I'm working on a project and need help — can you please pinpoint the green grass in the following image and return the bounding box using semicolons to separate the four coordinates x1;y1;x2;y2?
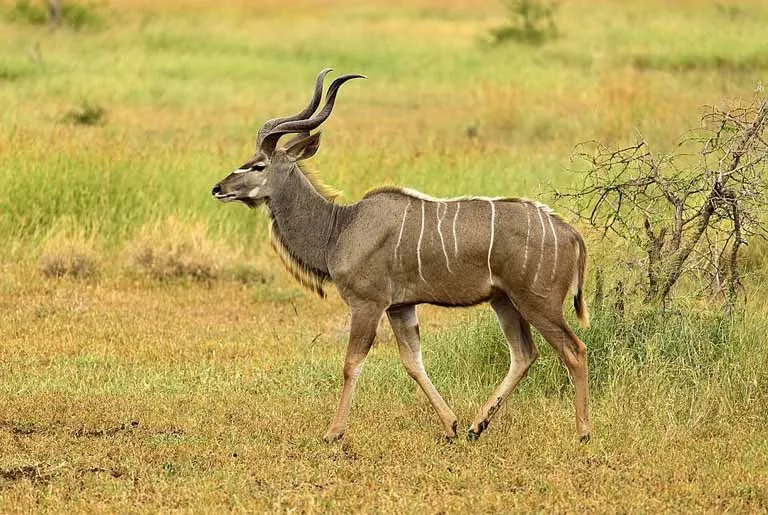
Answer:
1;0;768;511
2;0;766;260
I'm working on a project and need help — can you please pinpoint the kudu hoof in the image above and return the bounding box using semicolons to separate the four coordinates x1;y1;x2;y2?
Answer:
579;433;591;444
467;419;487;441
322;432;344;444
437;434;456;445
466;429;481;441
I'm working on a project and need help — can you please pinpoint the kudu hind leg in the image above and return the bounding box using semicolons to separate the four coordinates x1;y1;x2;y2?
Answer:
468;296;538;440
527;312;590;442
387;305;458;438
323;304;383;443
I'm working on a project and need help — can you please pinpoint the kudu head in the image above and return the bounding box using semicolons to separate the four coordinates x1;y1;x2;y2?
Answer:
211;69;365;207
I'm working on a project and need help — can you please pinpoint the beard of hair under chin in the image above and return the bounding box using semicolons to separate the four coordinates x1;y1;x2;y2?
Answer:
240;196;267;209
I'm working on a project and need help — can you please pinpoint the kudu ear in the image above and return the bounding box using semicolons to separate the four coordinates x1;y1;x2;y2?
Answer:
283;132;321;162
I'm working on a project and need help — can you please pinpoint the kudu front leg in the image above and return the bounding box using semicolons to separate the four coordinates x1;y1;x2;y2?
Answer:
323;304;383;443
468;296;538;440
387;305;458;439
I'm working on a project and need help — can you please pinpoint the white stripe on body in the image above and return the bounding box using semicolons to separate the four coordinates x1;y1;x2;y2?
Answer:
452;202;460;256
394;201;410;261
522;203;531;273
397;187;503;203
487;200;496;284
532;207;547;285
417;200;426;282
547;213;558;281
436;202;452;273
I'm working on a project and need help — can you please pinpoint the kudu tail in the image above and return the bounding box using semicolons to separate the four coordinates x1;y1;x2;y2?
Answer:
573;232;590;328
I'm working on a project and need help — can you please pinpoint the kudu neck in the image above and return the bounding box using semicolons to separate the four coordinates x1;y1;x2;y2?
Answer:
266;167;336;277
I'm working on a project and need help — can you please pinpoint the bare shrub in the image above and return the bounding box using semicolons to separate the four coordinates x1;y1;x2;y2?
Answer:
557;96;768;309
39;230;100;279
124;217;230;282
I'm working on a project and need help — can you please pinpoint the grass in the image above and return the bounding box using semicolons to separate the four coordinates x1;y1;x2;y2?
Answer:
0;274;766;511
61;99;107;126
38;226;101;279
1;0;768;511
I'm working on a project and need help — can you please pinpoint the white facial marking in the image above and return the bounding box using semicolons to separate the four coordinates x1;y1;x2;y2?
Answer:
436;202;452;273
233;168;250;174
522;203;531;273
417;200;426;282
487;200;496;284
246;186;261;198
532;207;547;285
452;202;460;256
547;213;558;281
394;201;410;261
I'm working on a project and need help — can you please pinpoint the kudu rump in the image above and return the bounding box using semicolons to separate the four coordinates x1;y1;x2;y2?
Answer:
212;69;591;442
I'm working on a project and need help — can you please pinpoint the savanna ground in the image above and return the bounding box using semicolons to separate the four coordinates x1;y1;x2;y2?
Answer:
1;0;767;511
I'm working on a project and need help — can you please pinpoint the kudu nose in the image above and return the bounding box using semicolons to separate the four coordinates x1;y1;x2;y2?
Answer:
211;184;221;196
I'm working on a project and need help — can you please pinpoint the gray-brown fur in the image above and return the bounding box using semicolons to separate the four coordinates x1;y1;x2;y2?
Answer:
212;69;591;443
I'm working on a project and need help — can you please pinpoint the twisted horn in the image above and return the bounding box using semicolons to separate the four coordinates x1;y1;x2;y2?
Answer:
256;68;333;145
260;73;366;155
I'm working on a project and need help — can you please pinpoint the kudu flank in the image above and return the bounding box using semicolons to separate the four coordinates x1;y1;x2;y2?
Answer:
212;69;591;443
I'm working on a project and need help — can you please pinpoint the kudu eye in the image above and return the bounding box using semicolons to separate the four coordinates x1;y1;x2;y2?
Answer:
233;160;266;174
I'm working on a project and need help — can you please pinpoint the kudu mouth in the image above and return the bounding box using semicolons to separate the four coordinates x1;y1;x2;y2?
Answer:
211;184;236;202
213;193;237;202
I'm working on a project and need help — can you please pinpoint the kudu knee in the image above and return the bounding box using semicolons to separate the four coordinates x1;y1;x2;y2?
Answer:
562;339;587;370
343;360;363;382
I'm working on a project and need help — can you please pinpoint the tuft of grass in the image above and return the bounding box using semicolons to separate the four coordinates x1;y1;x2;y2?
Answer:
39;229;101;280
223;263;271;285
423;310;510;398
59;2;103;31
0;60;37;81
429;304;767;412
61;100;106;126
123;217;232;282
6;0;47;25
5;0;103;30
489;0;559;45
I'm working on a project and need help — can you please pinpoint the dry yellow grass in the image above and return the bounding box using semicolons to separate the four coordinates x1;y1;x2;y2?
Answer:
123;217;231;282
0;269;766;511
38;227;101;280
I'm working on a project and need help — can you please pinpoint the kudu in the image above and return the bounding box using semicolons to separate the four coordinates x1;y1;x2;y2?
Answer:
212;69;590;443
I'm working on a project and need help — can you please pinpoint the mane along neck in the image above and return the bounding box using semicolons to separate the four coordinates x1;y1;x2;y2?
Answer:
297;162;342;202
266;166;338;297
362;186;562;218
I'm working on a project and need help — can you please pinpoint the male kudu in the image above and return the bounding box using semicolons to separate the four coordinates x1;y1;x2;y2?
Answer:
212;69;590;443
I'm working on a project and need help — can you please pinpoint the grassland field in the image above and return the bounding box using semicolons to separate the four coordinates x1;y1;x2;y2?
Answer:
1;0;768;511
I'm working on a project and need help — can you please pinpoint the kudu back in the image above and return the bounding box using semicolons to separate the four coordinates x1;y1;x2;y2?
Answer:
212;69;590;443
